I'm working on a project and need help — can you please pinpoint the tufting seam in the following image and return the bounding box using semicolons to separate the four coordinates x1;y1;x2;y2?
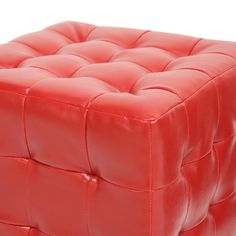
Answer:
210;189;236;207
86;178;91;236
154;174;182;191
104;49;124;62
97;174;148;192
45;29;74;43
0;221;50;236
213;214;217;236
211;146;221;204
85;26;97;40
83;92;108;173
162;58;176;71
140;86;183;100
53;44;71;55
205;52;236;61
58;52;95;64
180;212;209;233
173;67;212;77
144;46;177;57
123;60;152;73
173;68;212;78
11;41;42;56
183;103;190;157
52;41;92;55
89;39;124;48
133;30;150;46
212;79;221;138
212;148;220;201
111;59;152;73
11;41;44;55
183;150;211;166
128;78;140;93
68;65;88;78
214;130;236;143
70;76;120;93
24;157;31;228
181;169;191;231
22;96;31;158
188;38;203;55
15;57;36;68
22;65;63;77
139;44;182;56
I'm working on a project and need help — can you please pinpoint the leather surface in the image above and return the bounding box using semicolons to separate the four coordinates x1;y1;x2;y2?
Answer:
0;21;236;236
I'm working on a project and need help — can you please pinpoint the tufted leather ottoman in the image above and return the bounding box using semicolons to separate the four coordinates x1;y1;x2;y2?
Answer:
0;21;236;236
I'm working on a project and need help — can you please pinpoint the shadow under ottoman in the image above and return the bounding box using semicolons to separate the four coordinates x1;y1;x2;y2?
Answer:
0;21;236;236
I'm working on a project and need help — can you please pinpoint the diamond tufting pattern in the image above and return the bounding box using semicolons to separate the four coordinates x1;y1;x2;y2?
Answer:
0;21;236;236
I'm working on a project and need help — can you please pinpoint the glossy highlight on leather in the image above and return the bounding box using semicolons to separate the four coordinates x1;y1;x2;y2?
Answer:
0;21;236;236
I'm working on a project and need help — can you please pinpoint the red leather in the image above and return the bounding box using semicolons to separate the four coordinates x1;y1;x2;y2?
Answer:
0;21;236;236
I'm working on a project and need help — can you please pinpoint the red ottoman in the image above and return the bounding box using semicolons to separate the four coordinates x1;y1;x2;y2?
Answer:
0;21;236;236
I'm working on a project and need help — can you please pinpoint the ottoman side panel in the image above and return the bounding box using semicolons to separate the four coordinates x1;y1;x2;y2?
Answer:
210;66;236;236
150;71;220;234
211;67;236;201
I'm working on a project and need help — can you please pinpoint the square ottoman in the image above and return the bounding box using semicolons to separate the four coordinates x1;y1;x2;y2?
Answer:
0;21;236;236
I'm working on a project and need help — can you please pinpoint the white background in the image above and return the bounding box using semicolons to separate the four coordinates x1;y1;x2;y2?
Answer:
0;0;235;43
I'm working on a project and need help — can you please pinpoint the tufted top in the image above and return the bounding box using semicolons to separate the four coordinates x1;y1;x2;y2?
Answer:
0;21;236;122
